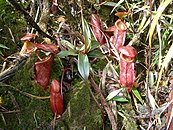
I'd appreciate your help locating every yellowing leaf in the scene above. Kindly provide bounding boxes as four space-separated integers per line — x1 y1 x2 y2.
156 43 173 93
149 0 172 47
61 40 74 50
82 16 91 53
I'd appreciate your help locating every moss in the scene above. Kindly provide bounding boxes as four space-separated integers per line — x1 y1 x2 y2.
58 79 102 129
92 58 107 70
0 0 26 56
50 57 62 81
0 54 102 129
0 55 55 129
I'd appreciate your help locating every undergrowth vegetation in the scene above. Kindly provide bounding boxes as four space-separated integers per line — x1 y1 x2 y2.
0 0 172 129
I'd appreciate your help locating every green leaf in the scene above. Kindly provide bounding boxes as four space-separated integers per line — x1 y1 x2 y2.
0 44 9 49
106 88 123 101
78 53 90 80
57 50 77 58
132 87 144 104
90 40 100 51
103 2 117 7
112 96 128 102
161 18 173 29
0 50 3 55
61 40 74 49
82 17 91 53
149 71 154 86
88 50 104 58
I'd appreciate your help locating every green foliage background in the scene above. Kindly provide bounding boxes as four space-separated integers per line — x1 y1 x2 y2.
0 0 26 56
0 0 172 129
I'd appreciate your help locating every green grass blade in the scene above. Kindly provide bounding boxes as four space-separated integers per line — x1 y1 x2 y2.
0 44 9 49
132 87 144 104
149 0 172 47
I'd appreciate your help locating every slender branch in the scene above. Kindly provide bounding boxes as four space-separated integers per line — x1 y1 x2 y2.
8 0 55 41
0 55 28 82
89 75 117 130
0 82 50 99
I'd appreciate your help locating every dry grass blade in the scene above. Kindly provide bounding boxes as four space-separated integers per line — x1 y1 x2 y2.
156 43 173 95
110 0 125 14
156 23 162 69
149 0 172 47
145 83 158 110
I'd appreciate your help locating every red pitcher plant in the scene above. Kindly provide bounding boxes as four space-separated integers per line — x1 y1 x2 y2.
20 34 64 116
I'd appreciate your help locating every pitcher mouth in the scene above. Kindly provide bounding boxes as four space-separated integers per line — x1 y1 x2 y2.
115 19 127 31
120 53 134 63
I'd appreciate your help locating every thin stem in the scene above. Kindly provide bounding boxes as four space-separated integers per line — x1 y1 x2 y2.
8 0 55 41
0 83 50 99
89 75 117 130
146 0 153 124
